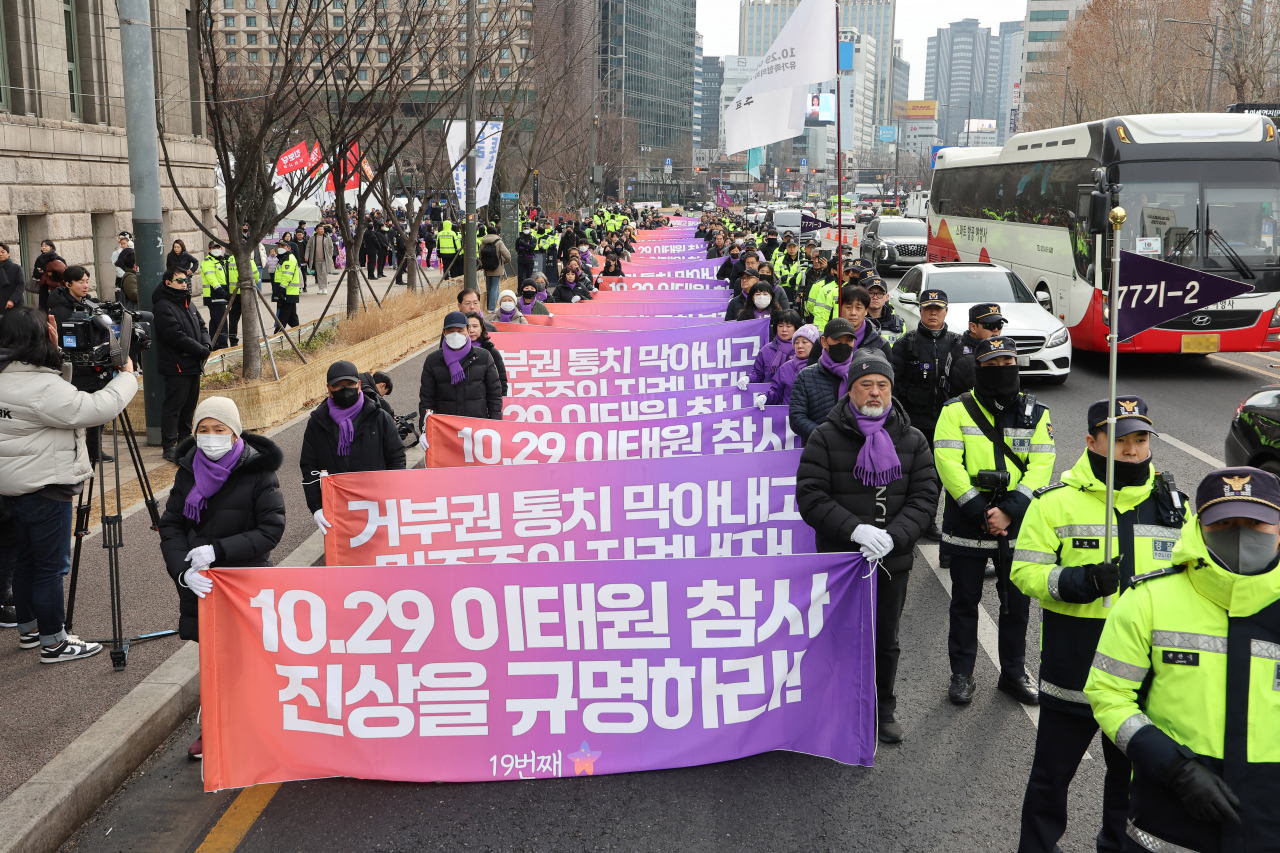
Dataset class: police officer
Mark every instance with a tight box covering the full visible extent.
[200,240,231,350]
[934,336,1053,706]
[436,219,462,282]
[891,289,970,541]
[225,249,258,347]
[775,240,806,304]
[962,303,1006,370]
[865,277,905,346]
[273,238,301,331]
[1086,466,1280,853]
[1012,396,1187,853]
[807,262,840,332]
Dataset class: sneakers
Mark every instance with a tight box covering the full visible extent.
[948,673,976,705]
[0,605,16,628]
[39,636,103,664]
[188,737,203,760]
[18,630,39,649]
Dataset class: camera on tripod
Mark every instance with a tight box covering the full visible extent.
[393,413,419,441]
[59,299,153,372]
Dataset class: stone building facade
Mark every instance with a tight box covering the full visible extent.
[0,0,215,295]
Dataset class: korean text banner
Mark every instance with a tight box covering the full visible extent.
[198,553,876,791]
[524,302,726,321]
[424,407,798,467]
[320,450,815,566]
[496,316,723,332]
[502,384,769,421]
[589,258,724,279]
[592,289,729,301]
[492,321,763,397]
[629,242,709,257]
[598,277,729,292]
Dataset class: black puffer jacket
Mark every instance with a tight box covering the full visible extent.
[299,396,406,513]
[418,343,502,424]
[477,339,509,395]
[151,282,210,375]
[789,329,893,442]
[796,400,939,574]
[159,433,286,641]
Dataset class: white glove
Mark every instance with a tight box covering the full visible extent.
[185,544,216,569]
[183,567,213,599]
[314,508,331,536]
[571,295,581,303]
[735,374,750,390]
[418,430,430,449]
[753,393,768,411]
[852,524,894,560]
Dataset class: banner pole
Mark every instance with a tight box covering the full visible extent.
[1103,205,1126,608]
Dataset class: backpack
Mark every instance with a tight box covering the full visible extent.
[480,240,500,271]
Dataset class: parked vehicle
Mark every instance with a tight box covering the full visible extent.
[860,217,928,273]
[1226,386,1280,474]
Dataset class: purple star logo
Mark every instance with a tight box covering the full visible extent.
[567,741,602,776]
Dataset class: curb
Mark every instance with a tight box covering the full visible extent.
[0,642,201,853]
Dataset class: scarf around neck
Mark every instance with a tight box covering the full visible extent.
[849,399,902,486]
[326,394,363,456]
[443,337,473,385]
[820,347,853,399]
[498,304,519,322]
[184,438,246,523]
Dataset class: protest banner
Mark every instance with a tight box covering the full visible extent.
[495,316,724,333]
[492,321,764,397]
[198,552,876,791]
[597,278,730,292]
[589,258,723,279]
[628,243,709,257]
[526,302,727,320]
[424,407,797,467]
[501,384,770,421]
[320,450,814,566]
[591,289,729,301]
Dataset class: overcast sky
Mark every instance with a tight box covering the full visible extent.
[696,0,1028,99]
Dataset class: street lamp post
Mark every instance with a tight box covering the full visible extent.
[1163,17,1221,111]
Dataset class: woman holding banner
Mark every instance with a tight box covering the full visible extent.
[465,313,509,396]
[418,311,502,427]
[748,309,803,384]
[762,323,820,406]
[486,290,528,326]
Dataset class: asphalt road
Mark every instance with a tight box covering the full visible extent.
[51,264,1280,853]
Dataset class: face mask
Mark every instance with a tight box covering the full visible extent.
[974,364,1020,404]
[212,249,223,257]
[196,434,236,461]
[444,332,468,350]
[753,294,772,309]
[1087,450,1152,488]
[331,386,361,408]
[826,343,853,363]
[1204,526,1280,575]
[500,300,516,312]
[522,291,536,301]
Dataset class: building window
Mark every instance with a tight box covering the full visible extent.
[335,68,346,78]
[378,33,387,44]
[225,15,236,25]
[1027,30,1063,42]
[333,14,343,24]
[226,50,237,61]
[499,65,509,77]
[378,51,388,62]
[1029,9,1069,21]
[334,33,345,44]
[248,50,259,60]
[332,0,342,7]
[226,33,237,44]
[458,48,467,61]
[519,8,529,18]
[224,0,234,7]
[246,32,257,43]
[269,50,278,60]
[357,68,368,79]
[245,15,256,25]
[356,49,366,61]
[268,34,278,43]
[498,47,508,58]
[64,0,82,119]
[268,15,278,25]
[401,67,411,80]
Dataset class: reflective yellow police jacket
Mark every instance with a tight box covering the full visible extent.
[225,256,258,295]
[274,256,301,302]
[200,255,228,303]
[933,391,1055,555]
[1011,450,1187,712]
[808,277,837,330]
[437,222,461,254]
[1085,520,1280,853]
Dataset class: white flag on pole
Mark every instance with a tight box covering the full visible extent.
[447,121,503,209]
[722,0,837,155]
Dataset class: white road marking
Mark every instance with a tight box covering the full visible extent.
[1159,433,1225,468]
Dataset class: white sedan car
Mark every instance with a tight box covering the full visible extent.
[889,262,1072,383]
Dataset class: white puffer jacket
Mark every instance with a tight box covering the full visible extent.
[0,362,138,496]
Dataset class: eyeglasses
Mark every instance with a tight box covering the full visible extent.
[981,321,1006,331]
[174,278,187,284]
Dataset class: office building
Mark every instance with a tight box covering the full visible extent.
[901,120,941,156]
[924,18,991,146]
[738,0,896,128]
[701,56,724,154]
[837,27,877,154]
[995,21,1024,143]
[694,32,704,149]
[0,0,214,287]
[717,55,763,153]
[1017,0,1084,129]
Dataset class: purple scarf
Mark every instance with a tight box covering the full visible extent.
[183,438,246,523]
[327,394,363,456]
[443,337,473,385]
[850,398,902,486]
[498,304,519,322]
[819,321,867,398]
[753,307,772,319]
[518,297,536,315]
[769,337,795,374]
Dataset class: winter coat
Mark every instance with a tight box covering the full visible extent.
[515,232,537,260]
[788,326,893,442]
[889,325,970,439]
[796,400,939,575]
[299,396,406,513]
[748,336,794,384]
[552,279,593,303]
[477,338,509,396]
[765,354,805,406]
[160,433,286,641]
[480,233,512,272]
[0,259,23,311]
[151,282,211,375]
[486,308,529,326]
[307,232,335,276]
[0,360,137,496]
[165,251,200,276]
[118,270,139,307]
[418,343,502,423]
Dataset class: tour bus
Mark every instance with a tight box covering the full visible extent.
[928,113,1280,353]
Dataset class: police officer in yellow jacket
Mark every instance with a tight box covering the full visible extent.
[1086,466,1280,853]
[934,335,1054,706]
[200,241,232,350]
[437,220,462,281]
[272,237,301,331]
[1011,396,1188,853]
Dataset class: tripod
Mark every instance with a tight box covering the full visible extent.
[65,407,175,670]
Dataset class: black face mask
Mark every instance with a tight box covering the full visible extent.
[331,386,361,408]
[826,343,853,363]
[1087,450,1152,488]
[522,291,537,301]
[974,364,1020,406]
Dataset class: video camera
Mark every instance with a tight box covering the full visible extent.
[975,469,1014,615]
[59,299,153,371]
[393,413,419,441]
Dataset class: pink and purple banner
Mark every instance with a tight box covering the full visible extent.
[598,277,729,292]
[591,258,723,279]
[495,316,724,333]
[198,553,876,791]
[320,450,814,566]
[424,407,798,467]
[492,321,762,397]
[526,302,727,320]
[501,384,769,421]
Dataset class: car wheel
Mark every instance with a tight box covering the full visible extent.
[1260,460,1280,478]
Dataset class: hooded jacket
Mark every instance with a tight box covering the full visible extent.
[796,399,938,574]
[436,221,462,255]
[160,433,286,641]
[299,395,406,513]
[151,281,211,375]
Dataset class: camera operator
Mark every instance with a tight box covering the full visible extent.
[0,242,23,317]
[934,336,1054,707]
[0,306,137,663]
[49,266,114,464]
[153,269,211,463]
[302,361,406,537]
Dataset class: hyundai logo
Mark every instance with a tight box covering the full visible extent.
[1191,315,1211,327]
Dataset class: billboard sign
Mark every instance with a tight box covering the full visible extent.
[804,93,837,127]
[963,119,998,133]
[877,126,898,143]
[892,100,939,121]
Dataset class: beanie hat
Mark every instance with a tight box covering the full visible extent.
[499,289,517,303]
[192,395,243,437]
[848,350,894,385]
[794,324,821,344]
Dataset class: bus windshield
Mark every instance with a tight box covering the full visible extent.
[1117,161,1280,284]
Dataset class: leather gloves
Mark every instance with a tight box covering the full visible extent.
[1165,756,1242,826]
[1086,557,1121,597]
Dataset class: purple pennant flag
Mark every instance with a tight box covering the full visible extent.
[800,213,830,234]
[1116,251,1254,341]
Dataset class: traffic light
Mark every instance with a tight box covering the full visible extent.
[785,168,795,173]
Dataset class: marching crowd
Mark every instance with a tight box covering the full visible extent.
[0,204,1273,852]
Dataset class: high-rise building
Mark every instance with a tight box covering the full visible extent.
[837,27,877,154]
[890,38,910,139]
[701,56,724,154]
[924,18,992,146]
[694,33,704,150]
[995,21,1024,143]
[1018,0,1085,129]
[738,0,896,129]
